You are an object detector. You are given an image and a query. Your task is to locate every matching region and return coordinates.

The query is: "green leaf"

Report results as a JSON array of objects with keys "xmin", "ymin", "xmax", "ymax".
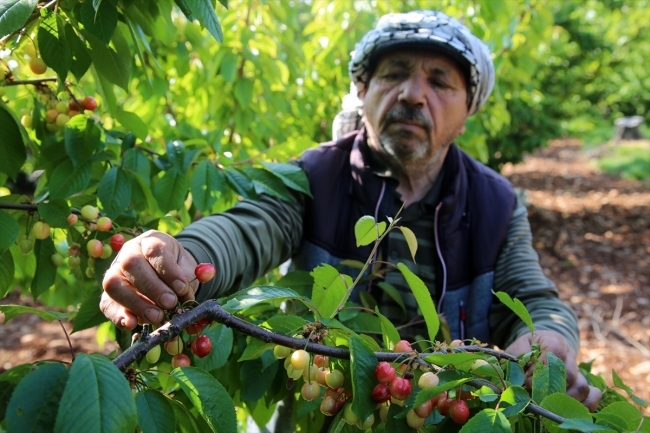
[
  {"xmin": 238, "ymin": 338, "xmax": 274, "ymax": 362},
  {"xmin": 505, "ymin": 360, "xmax": 526, "ymax": 386},
  {"xmin": 115, "ymin": 109, "xmax": 148, "ymax": 141},
  {"xmin": 0, "ymin": 102, "xmax": 26, "ymax": 180},
  {"xmin": 0, "ymin": 304, "xmax": 68, "ymax": 323},
  {"xmin": 38, "ymin": 13, "xmax": 71, "ymax": 80},
  {"xmin": 411, "ymin": 371, "xmax": 473, "ymax": 407},
  {"xmin": 239, "ymin": 359, "xmax": 278, "ymax": 402},
  {"xmin": 242, "ymin": 167, "xmax": 294, "ymax": 202},
  {"xmin": 233, "ymin": 78, "xmax": 253, "ymax": 109},
  {"xmin": 397, "ymin": 262, "xmax": 439, "ymax": 341},
  {"xmin": 135, "ymin": 389, "xmax": 176, "ymax": 433},
  {"xmin": 190, "ymin": 160, "xmax": 224, "ymax": 212},
  {"xmin": 219, "ymin": 51, "xmax": 238, "ymax": 82},
  {"xmin": 171, "ymin": 367, "xmax": 236, "ymax": 433},
  {"xmin": 424, "ymin": 352, "xmax": 483, "ymax": 368},
  {"xmin": 222, "ymin": 286, "xmax": 311, "ymax": 312},
  {"xmin": 64, "ymin": 24, "xmax": 92, "ymax": 81},
  {"xmin": 276, "ymin": 271, "xmax": 313, "ymax": 297},
  {"xmin": 124, "ymin": 148, "xmax": 151, "ymax": 182},
  {"xmin": 192, "ymin": 323, "xmax": 233, "ymax": 371},
  {"xmin": 185, "ymin": 0, "xmax": 223, "ymax": 43},
  {"xmin": 0, "ymin": 209, "xmax": 19, "ymax": 255},
  {"xmin": 349, "ymin": 336, "xmax": 378, "ymax": 424},
  {"xmin": 532, "ymin": 352, "xmax": 566, "ymax": 403},
  {"xmin": 37, "ymin": 199, "xmax": 70, "ymax": 228},
  {"xmin": 64, "ymin": 115, "xmax": 102, "ymax": 167},
  {"xmin": 129, "ymin": 171, "xmax": 158, "ymax": 213},
  {"xmin": 0, "ymin": 0, "xmax": 37, "ymax": 39},
  {"xmin": 612, "ymin": 369, "xmax": 633, "ymax": 395},
  {"xmin": 475, "ymin": 385, "xmax": 500, "ymax": 402},
  {"xmin": 80, "ymin": 0, "xmax": 117, "ymax": 44},
  {"xmin": 377, "ymin": 282, "xmax": 406, "ymax": 314},
  {"xmin": 458, "ymin": 408, "xmax": 510, "ymax": 432},
  {"xmin": 540, "ymin": 393, "xmax": 591, "ymax": 432},
  {"xmin": 84, "ymin": 30, "xmax": 130, "ymax": 90},
  {"xmin": 354, "ymin": 215, "xmax": 386, "ymax": 247},
  {"xmin": 260, "ymin": 162, "xmax": 312, "ymax": 197},
  {"xmin": 264, "ymin": 315, "xmax": 307, "ymax": 334},
  {"xmin": 0, "ymin": 250, "xmax": 15, "ymax": 298},
  {"xmin": 90, "ymin": 64, "xmax": 117, "ymax": 115},
  {"xmin": 375, "ymin": 307, "xmax": 400, "ymax": 351},
  {"xmin": 593, "ymin": 412, "xmax": 633, "ymax": 433},
  {"xmin": 493, "ymin": 291, "xmax": 534, "ymax": 335},
  {"xmin": 384, "ymin": 404, "xmax": 411, "ymax": 432},
  {"xmin": 5, "ymin": 362, "xmax": 69, "ymax": 433},
  {"xmin": 54, "ymin": 354, "xmax": 137, "ymax": 433},
  {"xmin": 499, "ymin": 385, "xmax": 530, "ymax": 417},
  {"xmin": 600, "ymin": 401, "xmax": 643, "ymax": 432},
  {"xmin": 169, "ymin": 399, "xmax": 200, "ymax": 433},
  {"xmin": 310, "ymin": 264, "xmax": 351, "ymax": 318},
  {"xmin": 31, "ymin": 237, "xmax": 57, "ymax": 300},
  {"xmin": 398, "ymin": 226, "xmax": 418, "ymax": 262},
  {"xmin": 49, "ymin": 159, "xmax": 92, "ymax": 200},
  {"xmin": 98, "ymin": 167, "xmax": 132, "ymax": 218},
  {"xmin": 71, "ymin": 289, "xmax": 107, "ymax": 333},
  {"xmin": 558, "ymin": 419, "xmax": 615, "ymax": 432},
  {"xmin": 154, "ymin": 169, "xmax": 188, "ymax": 212},
  {"xmin": 224, "ymin": 167, "xmax": 256, "ymax": 200},
  {"xmin": 173, "ymin": 0, "xmax": 195, "ymax": 21}
]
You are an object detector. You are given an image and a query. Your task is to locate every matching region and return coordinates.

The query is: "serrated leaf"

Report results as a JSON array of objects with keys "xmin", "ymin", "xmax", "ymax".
[
  {"xmin": 98, "ymin": 167, "xmax": 132, "ymax": 218},
  {"xmin": 0, "ymin": 103, "xmax": 26, "ymax": 180},
  {"xmin": 264, "ymin": 315, "xmax": 307, "ymax": 335},
  {"xmin": 154, "ymin": 169, "xmax": 188, "ymax": 212},
  {"xmin": 171, "ymin": 367, "xmax": 236, "ymax": 433},
  {"xmin": 222, "ymin": 286, "xmax": 311, "ymax": 312},
  {"xmin": 398, "ymin": 226, "xmax": 418, "ymax": 262},
  {"xmin": 80, "ymin": 0, "xmax": 117, "ymax": 44},
  {"xmin": 354, "ymin": 215, "xmax": 386, "ymax": 247},
  {"xmin": 475, "ymin": 385, "xmax": 499, "ymax": 402},
  {"xmin": 185, "ymin": 0, "xmax": 223, "ymax": 43},
  {"xmin": 593, "ymin": 412, "xmax": 633, "ymax": 433},
  {"xmin": 71, "ymin": 289, "xmax": 107, "ymax": 333},
  {"xmin": 458, "ymin": 408, "xmax": 510, "ymax": 433},
  {"xmin": 559, "ymin": 419, "xmax": 615, "ymax": 432},
  {"xmin": 612, "ymin": 369, "xmax": 633, "ymax": 395},
  {"xmin": 260, "ymin": 162, "xmax": 312, "ymax": 197},
  {"xmin": 493, "ymin": 291, "xmax": 534, "ymax": 335},
  {"xmin": 540, "ymin": 393, "xmax": 591, "ymax": 431},
  {"xmin": 191, "ymin": 160, "xmax": 224, "ymax": 212},
  {"xmin": 0, "ymin": 250, "xmax": 15, "ymax": 298},
  {"xmin": 115, "ymin": 109, "xmax": 148, "ymax": 141},
  {"xmin": 600, "ymin": 401, "xmax": 643, "ymax": 431},
  {"xmin": 173, "ymin": 0, "xmax": 195, "ymax": 21},
  {"xmin": 169, "ymin": 399, "xmax": 199, "ymax": 433},
  {"xmin": 38, "ymin": 13, "xmax": 71, "ymax": 80},
  {"xmin": 375, "ymin": 307, "xmax": 400, "ymax": 351},
  {"xmin": 532, "ymin": 352, "xmax": 566, "ymax": 403},
  {"xmin": 397, "ymin": 262, "xmax": 439, "ymax": 341},
  {"xmin": 49, "ymin": 159, "xmax": 92, "ymax": 200},
  {"xmin": 124, "ymin": 148, "xmax": 151, "ymax": 183},
  {"xmin": 238, "ymin": 338, "xmax": 274, "ymax": 362},
  {"xmin": 5, "ymin": 362, "xmax": 68, "ymax": 433},
  {"xmin": 310, "ymin": 264, "xmax": 351, "ymax": 318},
  {"xmin": 192, "ymin": 323, "xmax": 233, "ymax": 371},
  {"xmin": 500, "ymin": 385, "xmax": 530, "ymax": 417},
  {"xmin": 31, "ymin": 237, "xmax": 57, "ymax": 300},
  {"xmin": 505, "ymin": 360, "xmax": 526, "ymax": 386},
  {"xmin": 0, "ymin": 304, "xmax": 67, "ymax": 323},
  {"xmin": 411, "ymin": 371, "xmax": 473, "ymax": 407},
  {"xmin": 129, "ymin": 171, "xmax": 158, "ymax": 213},
  {"xmin": 64, "ymin": 24, "xmax": 92, "ymax": 81},
  {"xmin": 54, "ymin": 354, "xmax": 137, "ymax": 433},
  {"xmin": 135, "ymin": 389, "xmax": 176, "ymax": 433},
  {"xmin": 242, "ymin": 167, "xmax": 294, "ymax": 202},
  {"xmin": 0, "ymin": 209, "xmax": 19, "ymax": 255},
  {"xmin": 37, "ymin": 199, "xmax": 70, "ymax": 228},
  {"xmin": 377, "ymin": 282, "xmax": 406, "ymax": 314},
  {"xmin": 84, "ymin": 30, "xmax": 130, "ymax": 90},
  {"xmin": 239, "ymin": 359, "xmax": 278, "ymax": 402},
  {"xmin": 349, "ymin": 336, "xmax": 377, "ymax": 424},
  {"xmin": 224, "ymin": 167, "xmax": 256, "ymax": 199},
  {"xmin": 276, "ymin": 271, "xmax": 313, "ymax": 297},
  {"xmin": 0, "ymin": 0, "xmax": 37, "ymax": 39}
]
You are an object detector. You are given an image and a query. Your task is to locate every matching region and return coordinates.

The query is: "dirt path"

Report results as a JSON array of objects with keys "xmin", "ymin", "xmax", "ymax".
[
  {"xmin": 1, "ymin": 139, "xmax": 648, "ymax": 416},
  {"xmin": 503, "ymin": 139, "xmax": 650, "ymax": 415}
]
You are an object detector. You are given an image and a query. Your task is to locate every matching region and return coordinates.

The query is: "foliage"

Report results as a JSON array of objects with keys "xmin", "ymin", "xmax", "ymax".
[{"xmin": 597, "ymin": 141, "xmax": 650, "ymax": 181}]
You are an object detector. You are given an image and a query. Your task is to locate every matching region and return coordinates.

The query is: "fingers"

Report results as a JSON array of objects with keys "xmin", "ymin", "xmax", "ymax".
[
  {"xmin": 99, "ymin": 291, "xmax": 139, "ymax": 330},
  {"xmin": 582, "ymin": 386, "xmax": 602, "ymax": 412},
  {"xmin": 136, "ymin": 232, "xmax": 192, "ymax": 297},
  {"xmin": 567, "ymin": 372, "xmax": 593, "ymax": 405}
]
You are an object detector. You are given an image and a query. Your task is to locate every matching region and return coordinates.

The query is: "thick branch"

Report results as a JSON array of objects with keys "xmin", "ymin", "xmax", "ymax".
[{"xmin": 4, "ymin": 77, "xmax": 58, "ymax": 86}]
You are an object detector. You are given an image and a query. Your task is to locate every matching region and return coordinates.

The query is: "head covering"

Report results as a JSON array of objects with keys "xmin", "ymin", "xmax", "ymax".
[{"xmin": 348, "ymin": 10, "xmax": 495, "ymax": 115}]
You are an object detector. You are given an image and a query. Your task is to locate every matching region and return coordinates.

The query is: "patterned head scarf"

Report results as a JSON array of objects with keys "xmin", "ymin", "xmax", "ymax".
[{"xmin": 349, "ymin": 10, "xmax": 495, "ymax": 115}]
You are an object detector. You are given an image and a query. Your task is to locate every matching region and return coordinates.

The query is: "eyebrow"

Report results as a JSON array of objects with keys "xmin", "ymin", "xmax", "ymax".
[{"xmin": 382, "ymin": 58, "xmax": 453, "ymax": 79}]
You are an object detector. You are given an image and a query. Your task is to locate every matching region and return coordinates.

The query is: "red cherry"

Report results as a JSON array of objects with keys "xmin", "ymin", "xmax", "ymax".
[
  {"xmin": 437, "ymin": 397, "xmax": 453, "ymax": 416},
  {"xmin": 371, "ymin": 383, "xmax": 391, "ymax": 403},
  {"xmin": 449, "ymin": 400, "xmax": 470, "ymax": 424},
  {"xmin": 374, "ymin": 361, "xmax": 396, "ymax": 383},
  {"xmin": 87, "ymin": 239, "xmax": 104, "ymax": 258},
  {"xmin": 388, "ymin": 377, "xmax": 412, "ymax": 400},
  {"xmin": 185, "ymin": 321, "xmax": 206, "ymax": 335},
  {"xmin": 81, "ymin": 96, "xmax": 97, "ymax": 111},
  {"xmin": 194, "ymin": 263, "xmax": 216, "ymax": 283},
  {"xmin": 190, "ymin": 335, "xmax": 212, "ymax": 358},
  {"xmin": 67, "ymin": 214, "xmax": 78, "ymax": 225},
  {"xmin": 429, "ymin": 391, "xmax": 447, "ymax": 408},
  {"xmin": 109, "ymin": 234, "xmax": 125, "ymax": 252},
  {"xmin": 171, "ymin": 353, "xmax": 191, "ymax": 368},
  {"xmin": 414, "ymin": 399, "xmax": 434, "ymax": 418},
  {"xmin": 96, "ymin": 216, "xmax": 112, "ymax": 232},
  {"xmin": 393, "ymin": 340, "xmax": 412, "ymax": 353}
]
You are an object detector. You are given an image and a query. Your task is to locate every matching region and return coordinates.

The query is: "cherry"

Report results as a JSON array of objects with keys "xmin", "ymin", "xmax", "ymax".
[
  {"xmin": 67, "ymin": 214, "xmax": 78, "ymax": 225},
  {"xmin": 32, "ymin": 221, "xmax": 50, "ymax": 240},
  {"xmin": 325, "ymin": 369, "xmax": 344, "ymax": 389},
  {"xmin": 302, "ymin": 365, "xmax": 319, "ymax": 382},
  {"xmin": 80, "ymin": 205, "xmax": 99, "ymax": 220},
  {"xmin": 418, "ymin": 371, "xmax": 440, "ymax": 389},
  {"xmin": 190, "ymin": 335, "xmax": 212, "ymax": 358},
  {"xmin": 51, "ymin": 253, "xmax": 63, "ymax": 266},
  {"xmin": 81, "ymin": 96, "xmax": 97, "ymax": 111},
  {"xmin": 406, "ymin": 410, "xmax": 425, "ymax": 429},
  {"xmin": 145, "ymin": 345, "xmax": 161, "ymax": 364},
  {"xmin": 320, "ymin": 396, "xmax": 337, "ymax": 416},
  {"xmin": 87, "ymin": 239, "xmax": 104, "ymax": 258},
  {"xmin": 388, "ymin": 377, "xmax": 412, "ymax": 400},
  {"xmin": 109, "ymin": 234, "xmax": 125, "ymax": 252},
  {"xmin": 23, "ymin": 40, "xmax": 37, "ymax": 58},
  {"xmin": 437, "ymin": 397, "xmax": 453, "ymax": 416},
  {"xmin": 371, "ymin": 383, "xmax": 391, "ymax": 403},
  {"xmin": 449, "ymin": 400, "xmax": 470, "ymax": 424},
  {"xmin": 164, "ymin": 337, "xmax": 182, "ymax": 355},
  {"xmin": 273, "ymin": 345, "xmax": 291, "ymax": 359},
  {"xmin": 358, "ymin": 413, "xmax": 374, "ymax": 430},
  {"xmin": 96, "ymin": 216, "xmax": 112, "ymax": 232},
  {"xmin": 17, "ymin": 235, "xmax": 34, "ymax": 255},
  {"xmin": 379, "ymin": 405, "xmax": 389, "ymax": 423},
  {"xmin": 29, "ymin": 57, "xmax": 47, "ymax": 74},
  {"xmin": 394, "ymin": 340, "xmax": 413, "ymax": 353},
  {"xmin": 291, "ymin": 349, "xmax": 309, "ymax": 370},
  {"xmin": 414, "ymin": 399, "xmax": 433, "ymax": 418},
  {"xmin": 194, "ymin": 263, "xmax": 216, "ymax": 283},
  {"xmin": 20, "ymin": 114, "xmax": 32, "ymax": 129},
  {"xmin": 55, "ymin": 101, "xmax": 67, "ymax": 113},
  {"xmin": 185, "ymin": 321, "xmax": 206, "ymax": 335},
  {"xmin": 342, "ymin": 403, "xmax": 359, "ymax": 425},
  {"xmin": 316, "ymin": 368, "xmax": 329, "ymax": 386},
  {"xmin": 68, "ymin": 256, "xmax": 80, "ymax": 269},
  {"xmin": 450, "ymin": 339, "xmax": 465, "ymax": 348},
  {"xmin": 429, "ymin": 391, "xmax": 447, "ymax": 408},
  {"xmin": 172, "ymin": 353, "xmax": 191, "ymax": 368},
  {"xmin": 313, "ymin": 354, "xmax": 327, "ymax": 368},
  {"xmin": 45, "ymin": 109, "xmax": 58, "ymax": 123},
  {"xmin": 286, "ymin": 365, "xmax": 303, "ymax": 380},
  {"xmin": 375, "ymin": 361, "xmax": 396, "ymax": 383},
  {"xmin": 301, "ymin": 382, "xmax": 321, "ymax": 401},
  {"xmin": 470, "ymin": 359, "xmax": 489, "ymax": 373}
]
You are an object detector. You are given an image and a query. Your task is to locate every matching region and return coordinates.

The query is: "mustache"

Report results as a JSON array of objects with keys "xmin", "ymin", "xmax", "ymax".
[{"xmin": 383, "ymin": 104, "xmax": 432, "ymax": 131}]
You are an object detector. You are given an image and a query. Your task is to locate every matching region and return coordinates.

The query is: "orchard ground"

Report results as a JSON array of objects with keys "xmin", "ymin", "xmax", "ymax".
[{"xmin": 0, "ymin": 139, "xmax": 648, "ymax": 416}]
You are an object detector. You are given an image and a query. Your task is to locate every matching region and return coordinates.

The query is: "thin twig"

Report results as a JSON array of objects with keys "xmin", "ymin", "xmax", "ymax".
[
  {"xmin": 3, "ymin": 77, "xmax": 58, "ymax": 86},
  {"xmin": 57, "ymin": 319, "xmax": 75, "ymax": 361}
]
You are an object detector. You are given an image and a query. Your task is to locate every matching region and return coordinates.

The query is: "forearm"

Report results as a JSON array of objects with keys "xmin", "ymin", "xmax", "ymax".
[
  {"xmin": 176, "ymin": 194, "xmax": 304, "ymax": 301},
  {"xmin": 490, "ymin": 199, "xmax": 580, "ymax": 351}
]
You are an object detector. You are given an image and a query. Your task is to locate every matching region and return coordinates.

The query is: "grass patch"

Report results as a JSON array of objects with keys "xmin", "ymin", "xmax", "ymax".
[{"xmin": 598, "ymin": 141, "xmax": 650, "ymax": 181}]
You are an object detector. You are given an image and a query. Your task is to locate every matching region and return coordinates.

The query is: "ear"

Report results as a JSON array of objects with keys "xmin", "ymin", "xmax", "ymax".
[{"xmin": 459, "ymin": 124, "xmax": 466, "ymax": 135}]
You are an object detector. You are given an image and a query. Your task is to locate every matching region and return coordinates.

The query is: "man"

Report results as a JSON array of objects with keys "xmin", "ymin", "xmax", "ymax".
[{"xmin": 101, "ymin": 11, "xmax": 601, "ymax": 410}]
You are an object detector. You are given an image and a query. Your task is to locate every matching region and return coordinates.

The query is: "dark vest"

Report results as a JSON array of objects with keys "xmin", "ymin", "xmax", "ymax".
[{"xmin": 294, "ymin": 128, "xmax": 516, "ymax": 345}]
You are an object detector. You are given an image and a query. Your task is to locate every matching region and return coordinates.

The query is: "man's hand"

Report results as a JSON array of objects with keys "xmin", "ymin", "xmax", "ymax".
[
  {"xmin": 505, "ymin": 330, "xmax": 602, "ymax": 411},
  {"xmin": 100, "ymin": 230, "xmax": 199, "ymax": 330}
]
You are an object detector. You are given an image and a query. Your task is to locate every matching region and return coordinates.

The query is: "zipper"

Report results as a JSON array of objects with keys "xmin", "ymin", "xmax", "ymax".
[{"xmin": 434, "ymin": 202, "xmax": 447, "ymax": 313}]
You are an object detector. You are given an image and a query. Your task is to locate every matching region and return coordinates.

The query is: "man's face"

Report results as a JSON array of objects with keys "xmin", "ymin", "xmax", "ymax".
[{"xmin": 360, "ymin": 49, "xmax": 469, "ymax": 172}]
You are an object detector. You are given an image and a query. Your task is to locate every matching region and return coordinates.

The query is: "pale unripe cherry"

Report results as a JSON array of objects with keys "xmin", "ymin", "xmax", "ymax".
[
  {"xmin": 406, "ymin": 410, "xmax": 425, "ymax": 429},
  {"xmin": 146, "ymin": 345, "xmax": 161, "ymax": 364},
  {"xmin": 358, "ymin": 413, "xmax": 374, "ymax": 430},
  {"xmin": 100, "ymin": 244, "xmax": 113, "ymax": 259},
  {"xmin": 418, "ymin": 372, "xmax": 439, "ymax": 389},
  {"xmin": 302, "ymin": 364, "xmax": 319, "ymax": 382},
  {"xmin": 20, "ymin": 115, "xmax": 32, "ymax": 129},
  {"xmin": 55, "ymin": 101, "xmax": 67, "ymax": 113},
  {"xmin": 67, "ymin": 214, "xmax": 78, "ymax": 225},
  {"xmin": 96, "ymin": 216, "xmax": 112, "ymax": 232},
  {"xmin": 45, "ymin": 109, "xmax": 58, "ymax": 123},
  {"xmin": 51, "ymin": 253, "xmax": 63, "ymax": 266},
  {"xmin": 379, "ymin": 405, "xmax": 389, "ymax": 423},
  {"xmin": 32, "ymin": 221, "xmax": 50, "ymax": 239},
  {"xmin": 316, "ymin": 368, "xmax": 329, "ymax": 386},
  {"xmin": 450, "ymin": 339, "xmax": 465, "ymax": 348},
  {"xmin": 165, "ymin": 337, "xmax": 182, "ymax": 355},
  {"xmin": 29, "ymin": 57, "xmax": 47, "ymax": 74},
  {"xmin": 87, "ymin": 239, "xmax": 103, "ymax": 258},
  {"xmin": 80, "ymin": 205, "xmax": 99, "ymax": 220},
  {"xmin": 45, "ymin": 122, "xmax": 59, "ymax": 132},
  {"xmin": 291, "ymin": 349, "xmax": 310, "ymax": 370},
  {"xmin": 342, "ymin": 403, "xmax": 358, "ymax": 425},
  {"xmin": 286, "ymin": 365, "xmax": 303, "ymax": 380},
  {"xmin": 301, "ymin": 382, "xmax": 321, "ymax": 401},
  {"xmin": 325, "ymin": 369, "xmax": 344, "ymax": 389},
  {"xmin": 470, "ymin": 359, "xmax": 489, "ymax": 372}
]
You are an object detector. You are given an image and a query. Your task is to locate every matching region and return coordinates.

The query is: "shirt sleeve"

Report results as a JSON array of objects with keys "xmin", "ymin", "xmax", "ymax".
[
  {"xmin": 175, "ymin": 193, "xmax": 305, "ymax": 301},
  {"xmin": 489, "ymin": 197, "xmax": 580, "ymax": 351}
]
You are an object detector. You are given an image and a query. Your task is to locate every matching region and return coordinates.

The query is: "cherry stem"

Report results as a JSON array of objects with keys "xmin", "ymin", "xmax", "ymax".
[{"xmin": 57, "ymin": 319, "xmax": 75, "ymax": 362}]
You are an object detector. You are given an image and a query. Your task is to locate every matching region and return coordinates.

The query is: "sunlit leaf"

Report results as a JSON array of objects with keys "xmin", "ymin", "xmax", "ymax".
[
  {"xmin": 493, "ymin": 291, "xmax": 534, "ymax": 335},
  {"xmin": 0, "ymin": 0, "xmax": 37, "ymax": 39},
  {"xmin": 354, "ymin": 215, "xmax": 386, "ymax": 247},
  {"xmin": 0, "ymin": 209, "xmax": 19, "ymax": 255},
  {"xmin": 0, "ymin": 304, "xmax": 68, "ymax": 323},
  {"xmin": 185, "ymin": 0, "xmax": 223, "ymax": 43},
  {"xmin": 398, "ymin": 226, "xmax": 417, "ymax": 262},
  {"xmin": 397, "ymin": 263, "xmax": 439, "ymax": 341},
  {"xmin": 135, "ymin": 389, "xmax": 176, "ymax": 433}
]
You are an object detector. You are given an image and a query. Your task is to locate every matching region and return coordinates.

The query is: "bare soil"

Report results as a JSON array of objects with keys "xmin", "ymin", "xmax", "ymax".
[{"xmin": 1, "ymin": 139, "xmax": 648, "ymax": 415}]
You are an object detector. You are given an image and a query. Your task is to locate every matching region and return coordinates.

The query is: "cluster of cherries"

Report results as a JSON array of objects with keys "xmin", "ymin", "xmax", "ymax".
[{"xmin": 144, "ymin": 263, "xmax": 217, "ymax": 368}]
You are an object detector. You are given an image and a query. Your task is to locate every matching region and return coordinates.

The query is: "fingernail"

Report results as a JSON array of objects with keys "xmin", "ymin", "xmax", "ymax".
[
  {"xmin": 145, "ymin": 308, "xmax": 162, "ymax": 323},
  {"xmin": 159, "ymin": 293, "xmax": 177, "ymax": 309},
  {"xmin": 172, "ymin": 279, "xmax": 188, "ymax": 296}
]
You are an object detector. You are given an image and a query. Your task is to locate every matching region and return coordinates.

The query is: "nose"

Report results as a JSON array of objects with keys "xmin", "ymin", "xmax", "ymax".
[{"xmin": 397, "ymin": 71, "xmax": 427, "ymax": 107}]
